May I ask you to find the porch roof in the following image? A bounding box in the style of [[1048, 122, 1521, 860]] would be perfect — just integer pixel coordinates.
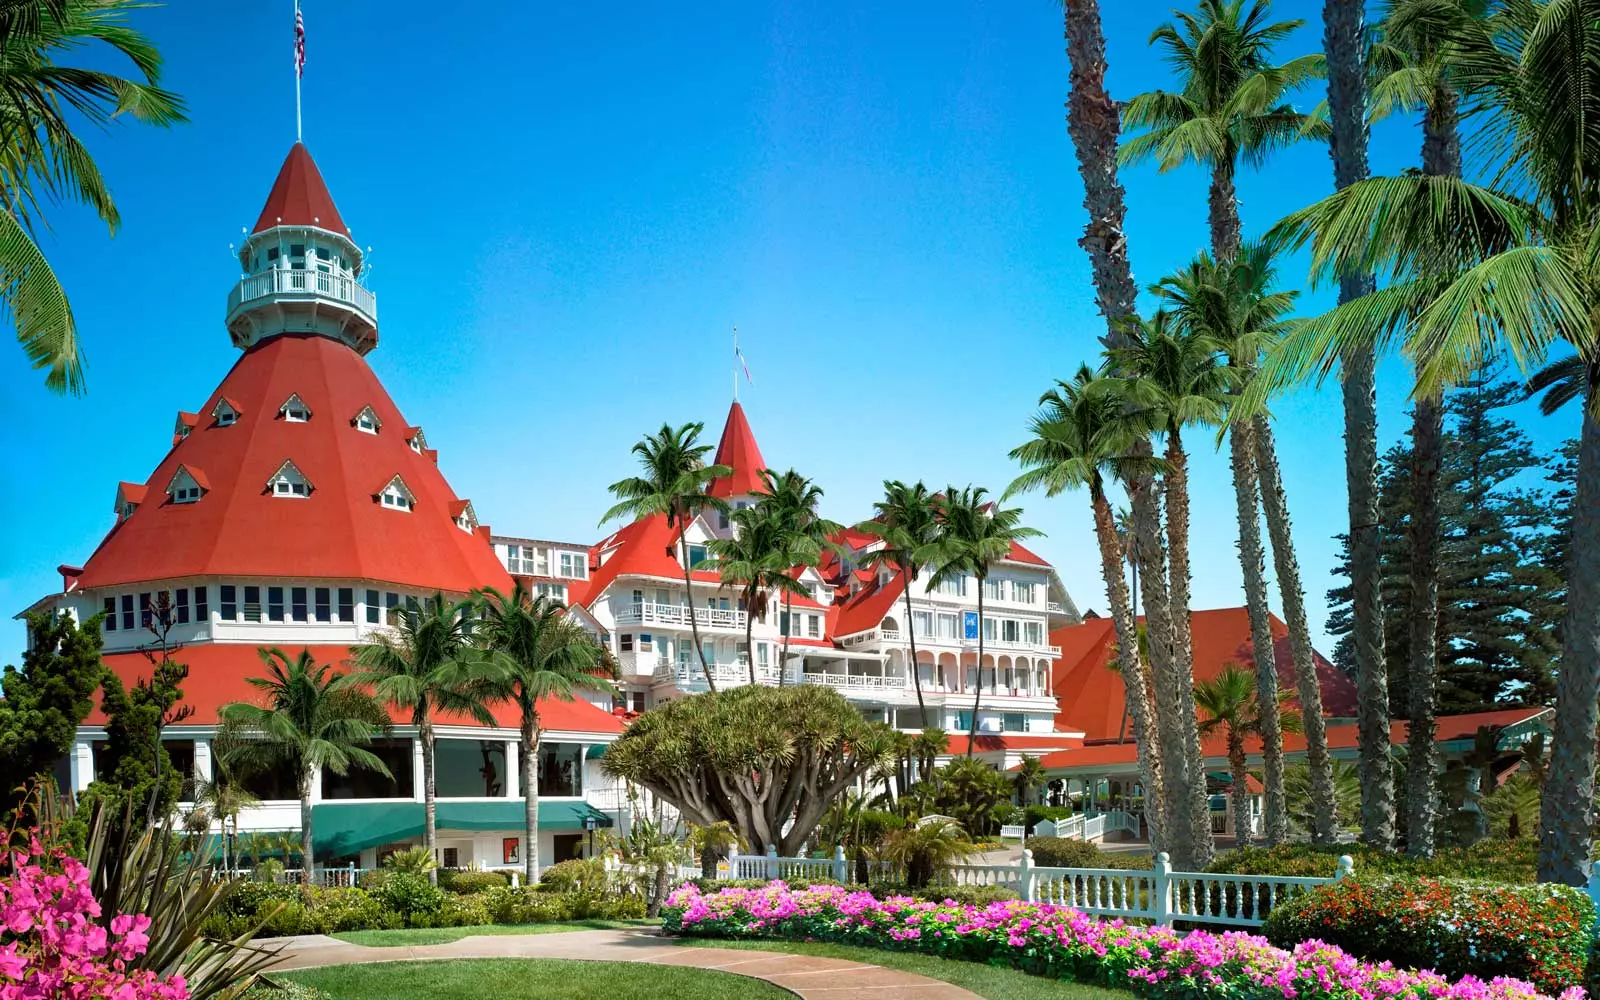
[[310, 800, 612, 859]]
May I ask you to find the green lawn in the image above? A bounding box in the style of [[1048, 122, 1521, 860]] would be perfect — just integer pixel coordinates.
[[283, 959, 790, 999], [689, 939, 1134, 1000], [329, 920, 656, 947]]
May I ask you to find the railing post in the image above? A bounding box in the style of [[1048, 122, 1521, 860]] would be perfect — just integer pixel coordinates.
[[1334, 855, 1355, 882], [1152, 851, 1173, 926], [766, 845, 779, 882], [510, 871, 519, 889], [833, 844, 849, 884], [1018, 848, 1034, 903]]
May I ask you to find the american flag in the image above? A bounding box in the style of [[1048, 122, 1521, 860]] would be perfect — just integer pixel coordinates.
[[736, 345, 753, 385], [294, 4, 305, 78]]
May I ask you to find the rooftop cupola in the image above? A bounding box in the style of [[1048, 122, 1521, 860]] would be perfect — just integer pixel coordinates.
[[226, 143, 378, 355]]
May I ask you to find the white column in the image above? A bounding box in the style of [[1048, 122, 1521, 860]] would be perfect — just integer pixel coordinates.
[[194, 739, 214, 784], [411, 738, 425, 801], [71, 741, 94, 792], [309, 761, 324, 802], [504, 740, 519, 799]]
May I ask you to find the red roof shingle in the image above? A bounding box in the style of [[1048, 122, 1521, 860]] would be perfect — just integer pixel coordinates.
[[252, 143, 347, 235]]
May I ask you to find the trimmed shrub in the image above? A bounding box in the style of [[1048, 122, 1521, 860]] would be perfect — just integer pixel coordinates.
[[243, 980, 333, 1000], [920, 883, 1019, 906], [536, 858, 607, 894], [439, 870, 510, 894], [1262, 876, 1594, 993], [253, 859, 285, 883], [1025, 837, 1148, 870], [372, 871, 446, 920], [1209, 840, 1537, 884]]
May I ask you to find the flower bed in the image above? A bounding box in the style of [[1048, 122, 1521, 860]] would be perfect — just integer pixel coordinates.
[[663, 881, 1582, 1000]]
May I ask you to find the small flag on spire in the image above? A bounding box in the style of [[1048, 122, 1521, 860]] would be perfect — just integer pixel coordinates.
[[736, 345, 753, 385], [294, 4, 306, 78]]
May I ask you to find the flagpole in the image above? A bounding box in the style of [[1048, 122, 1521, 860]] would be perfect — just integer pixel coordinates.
[[732, 326, 739, 403], [294, 0, 302, 141]]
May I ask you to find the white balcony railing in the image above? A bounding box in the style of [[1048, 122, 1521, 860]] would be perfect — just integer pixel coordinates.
[[843, 628, 1059, 657], [653, 657, 779, 688], [1047, 601, 1066, 614], [615, 601, 747, 631], [798, 671, 906, 692], [227, 268, 378, 325]]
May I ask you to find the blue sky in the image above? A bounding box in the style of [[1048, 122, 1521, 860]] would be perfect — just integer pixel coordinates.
[[0, 1, 1579, 657]]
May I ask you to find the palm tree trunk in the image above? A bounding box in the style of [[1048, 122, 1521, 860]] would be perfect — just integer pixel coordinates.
[[1325, 0, 1393, 850], [680, 521, 716, 692], [700, 844, 717, 881], [1091, 489, 1165, 851], [1165, 429, 1213, 868], [1252, 419, 1336, 843], [745, 595, 758, 686], [419, 718, 440, 883], [966, 585, 985, 756], [300, 771, 315, 887], [1208, 157, 1241, 261], [1228, 735, 1252, 847], [1406, 397, 1443, 857], [903, 575, 928, 726], [1537, 395, 1600, 886], [781, 590, 793, 687], [1228, 421, 1287, 847], [523, 717, 541, 885]]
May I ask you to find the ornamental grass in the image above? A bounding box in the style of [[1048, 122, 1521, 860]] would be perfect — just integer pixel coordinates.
[[663, 881, 1582, 1000]]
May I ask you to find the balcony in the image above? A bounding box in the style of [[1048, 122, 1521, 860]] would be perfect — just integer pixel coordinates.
[[1047, 601, 1066, 614], [614, 601, 747, 632], [798, 670, 908, 694], [227, 268, 378, 329], [652, 657, 779, 690], [842, 627, 1059, 657]]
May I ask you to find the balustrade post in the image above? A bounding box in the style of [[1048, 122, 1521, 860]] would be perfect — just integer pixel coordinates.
[[1334, 855, 1355, 882], [1152, 852, 1173, 926], [1018, 848, 1034, 902], [766, 845, 779, 882], [833, 844, 849, 884]]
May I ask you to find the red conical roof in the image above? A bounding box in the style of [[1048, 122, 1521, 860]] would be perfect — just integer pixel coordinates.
[[74, 333, 510, 594], [252, 143, 347, 235], [708, 401, 767, 497]]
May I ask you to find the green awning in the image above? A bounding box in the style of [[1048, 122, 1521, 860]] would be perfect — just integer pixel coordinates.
[[585, 744, 607, 759], [311, 800, 613, 859]]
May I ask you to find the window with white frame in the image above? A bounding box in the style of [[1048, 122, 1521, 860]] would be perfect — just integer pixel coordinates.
[[267, 460, 312, 499], [212, 399, 240, 427], [1002, 619, 1020, 642], [936, 613, 959, 639], [352, 405, 382, 435], [454, 501, 477, 533], [1024, 620, 1044, 645], [1013, 581, 1037, 604], [279, 394, 311, 422], [557, 552, 587, 579], [932, 574, 967, 598], [806, 614, 820, 638], [913, 610, 933, 637], [167, 467, 206, 504], [378, 476, 414, 511], [534, 582, 566, 602], [984, 578, 1005, 601]]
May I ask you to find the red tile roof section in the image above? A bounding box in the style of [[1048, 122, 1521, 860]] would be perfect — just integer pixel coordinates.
[[72, 333, 511, 594], [91, 645, 622, 734], [252, 143, 348, 235], [945, 733, 1084, 756], [833, 574, 905, 637], [1051, 607, 1358, 742], [707, 402, 767, 498]]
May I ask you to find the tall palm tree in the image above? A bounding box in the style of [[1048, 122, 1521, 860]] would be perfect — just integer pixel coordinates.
[[1261, 0, 1600, 883], [928, 486, 1041, 758], [1006, 366, 1167, 849], [601, 422, 732, 691], [707, 504, 791, 685], [1324, 0, 1393, 851], [1013, 755, 1047, 807], [1195, 663, 1303, 846], [217, 648, 390, 882], [2, 0, 185, 394], [1154, 244, 1330, 846], [1110, 311, 1233, 868], [1366, 0, 1491, 859], [1120, 0, 1326, 260], [754, 469, 841, 685], [857, 480, 943, 726], [191, 726, 259, 874], [349, 594, 501, 880], [475, 584, 614, 885]]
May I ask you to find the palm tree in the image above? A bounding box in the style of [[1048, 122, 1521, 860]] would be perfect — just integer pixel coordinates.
[[1, 0, 186, 394], [1120, 0, 1326, 260], [1114, 505, 1138, 619], [1261, 0, 1600, 882], [1154, 244, 1330, 846], [475, 583, 614, 885], [349, 594, 501, 881], [927, 486, 1041, 758], [1194, 663, 1302, 846], [1110, 311, 1233, 868], [601, 422, 732, 691], [857, 481, 943, 726], [217, 648, 390, 882], [882, 816, 973, 888], [707, 503, 791, 685], [686, 821, 740, 880], [1008, 366, 1169, 850], [1013, 756, 1047, 808], [190, 733, 259, 875], [754, 469, 841, 685]]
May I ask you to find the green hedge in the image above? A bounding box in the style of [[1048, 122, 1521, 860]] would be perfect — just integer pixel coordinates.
[[438, 869, 511, 894], [1207, 839, 1538, 883], [205, 881, 645, 939], [1025, 837, 1150, 870], [1262, 876, 1593, 993]]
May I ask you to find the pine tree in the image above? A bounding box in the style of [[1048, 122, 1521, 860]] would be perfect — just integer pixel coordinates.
[[0, 611, 108, 819]]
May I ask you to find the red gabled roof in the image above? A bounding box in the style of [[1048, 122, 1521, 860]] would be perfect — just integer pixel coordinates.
[[707, 402, 767, 498], [1008, 541, 1049, 566], [90, 645, 621, 734], [946, 733, 1083, 757], [114, 482, 147, 511], [1051, 607, 1359, 743], [833, 573, 905, 637], [72, 333, 511, 595], [252, 143, 347, 235]]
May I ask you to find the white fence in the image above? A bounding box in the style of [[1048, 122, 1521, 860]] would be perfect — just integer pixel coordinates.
[[712, 847, 1352, 929], [1036, 813, 1106, 841]]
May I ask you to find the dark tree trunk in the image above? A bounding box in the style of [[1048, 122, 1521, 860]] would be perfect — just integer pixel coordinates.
[[966, 586, 985, 755], [523, 719, 541, 885], [903, 573, 928, 727], [1165, 428, 1213, 867], [680, 521, 716, 692]]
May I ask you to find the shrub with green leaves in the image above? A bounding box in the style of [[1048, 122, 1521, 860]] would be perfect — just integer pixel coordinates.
[[438, 869, 510, 894], [371, 871, 446, 920], [921, 883, 1018, 906], [1208, 840, 1537, 884], [536, 857, 607, 894], [1025, 837, 1147, 870], [1262, 876, 1594, 993]]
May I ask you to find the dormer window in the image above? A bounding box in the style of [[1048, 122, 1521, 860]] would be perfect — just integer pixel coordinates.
[[279, 394, 312, 423], [267, 460, 313, 499], [407, 427, 428, 454], [352, 405, 382, 435], [377, 475, 415, 512], [211, 398, 242, 428], [166, 465, 209, 505], [113, 481, 145, 523], [173, 412, 197, 445], [451, 499, 478, 533]]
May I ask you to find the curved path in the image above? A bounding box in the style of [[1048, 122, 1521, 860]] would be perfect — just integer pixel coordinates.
[[266, 927, 980, 999]]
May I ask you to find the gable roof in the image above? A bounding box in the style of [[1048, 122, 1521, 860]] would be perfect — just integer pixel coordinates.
[[71, 333, 511, 594], [252, 143, 347, 235], [707, 401, 767, 498]]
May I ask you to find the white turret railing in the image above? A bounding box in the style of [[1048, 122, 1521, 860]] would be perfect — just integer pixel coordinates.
[[615, 601, 747, 631], [227, 268, 377, 326]]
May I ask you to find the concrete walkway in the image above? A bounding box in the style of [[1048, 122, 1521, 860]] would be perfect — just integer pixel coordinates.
[[266, 927, 981, 999]]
